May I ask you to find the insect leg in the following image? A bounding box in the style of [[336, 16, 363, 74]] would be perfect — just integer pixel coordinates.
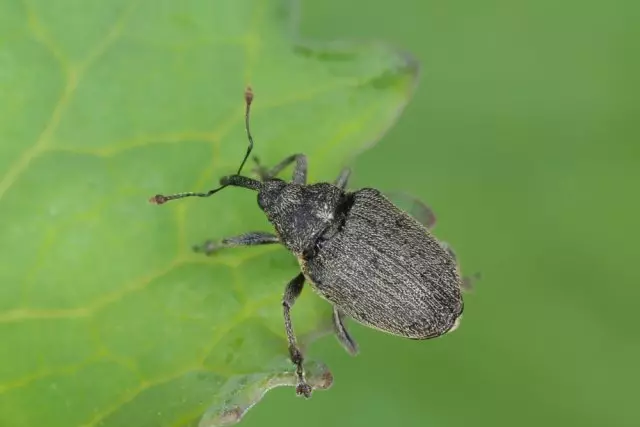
[[251, 154, 307, 184], [440, 241, 480, 291], [386, 192, 437, 230], [332, 306, 359, 356], [440, 241, 456, 260], [282, 272, 312, 398], [462, 272, 482, 292], [334, 168, 351, 190], [251, 156, 270, 181], [193, 232, 279, 255]]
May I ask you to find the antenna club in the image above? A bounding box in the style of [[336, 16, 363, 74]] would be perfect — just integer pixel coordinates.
[[149, 194, 168, 205], [245, 86, 254, 105]]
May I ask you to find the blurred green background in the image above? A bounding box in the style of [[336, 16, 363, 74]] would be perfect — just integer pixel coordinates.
[[1, 0, 638, 426], [243, 1, 640, 427]]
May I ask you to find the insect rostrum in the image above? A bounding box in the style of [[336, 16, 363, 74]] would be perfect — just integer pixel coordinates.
[[150, 87, 466, 398]]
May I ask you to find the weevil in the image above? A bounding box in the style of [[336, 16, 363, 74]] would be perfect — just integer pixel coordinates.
[[150, 87, 468, 398]]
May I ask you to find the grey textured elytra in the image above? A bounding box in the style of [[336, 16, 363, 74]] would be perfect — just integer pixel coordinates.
[[150, 87, 468, 399], [300, 188, 463, 339]]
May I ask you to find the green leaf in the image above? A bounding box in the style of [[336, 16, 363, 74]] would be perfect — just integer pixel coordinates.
[[0, 0, 417, 426]]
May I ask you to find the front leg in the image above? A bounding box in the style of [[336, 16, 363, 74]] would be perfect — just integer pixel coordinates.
[[253, 154, 308, 184], [334, 168, 351, 190], [282, 272, 313, 397], [193, 231, 279, 255]]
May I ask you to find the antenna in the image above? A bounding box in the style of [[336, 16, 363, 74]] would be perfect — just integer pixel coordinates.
[[149, 87, 256, 205]]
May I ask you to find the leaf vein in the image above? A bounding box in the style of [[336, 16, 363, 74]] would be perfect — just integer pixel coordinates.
[[80, 295, 278, 427], [0, 0, 139, 202]]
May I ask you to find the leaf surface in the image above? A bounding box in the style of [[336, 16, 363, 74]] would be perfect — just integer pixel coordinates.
[[0, 1, 417, 426]]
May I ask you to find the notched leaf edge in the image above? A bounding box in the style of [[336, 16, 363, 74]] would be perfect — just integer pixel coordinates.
[[198, 360, 332, 427]]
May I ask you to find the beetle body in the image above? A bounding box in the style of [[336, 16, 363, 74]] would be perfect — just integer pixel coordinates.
[[258, 181, 463, 339], [150, 88, 470, 398]]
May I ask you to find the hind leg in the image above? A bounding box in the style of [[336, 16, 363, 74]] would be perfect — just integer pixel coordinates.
[[440, 242, 481, 291], [385, 192, 437, 230], [331, 168, 360, 355], [332, 306, 359, 356]]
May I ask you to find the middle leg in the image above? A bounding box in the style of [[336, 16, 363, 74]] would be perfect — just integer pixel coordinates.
[[332, 305, 359, 356], [193, 231, 279, 255]]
